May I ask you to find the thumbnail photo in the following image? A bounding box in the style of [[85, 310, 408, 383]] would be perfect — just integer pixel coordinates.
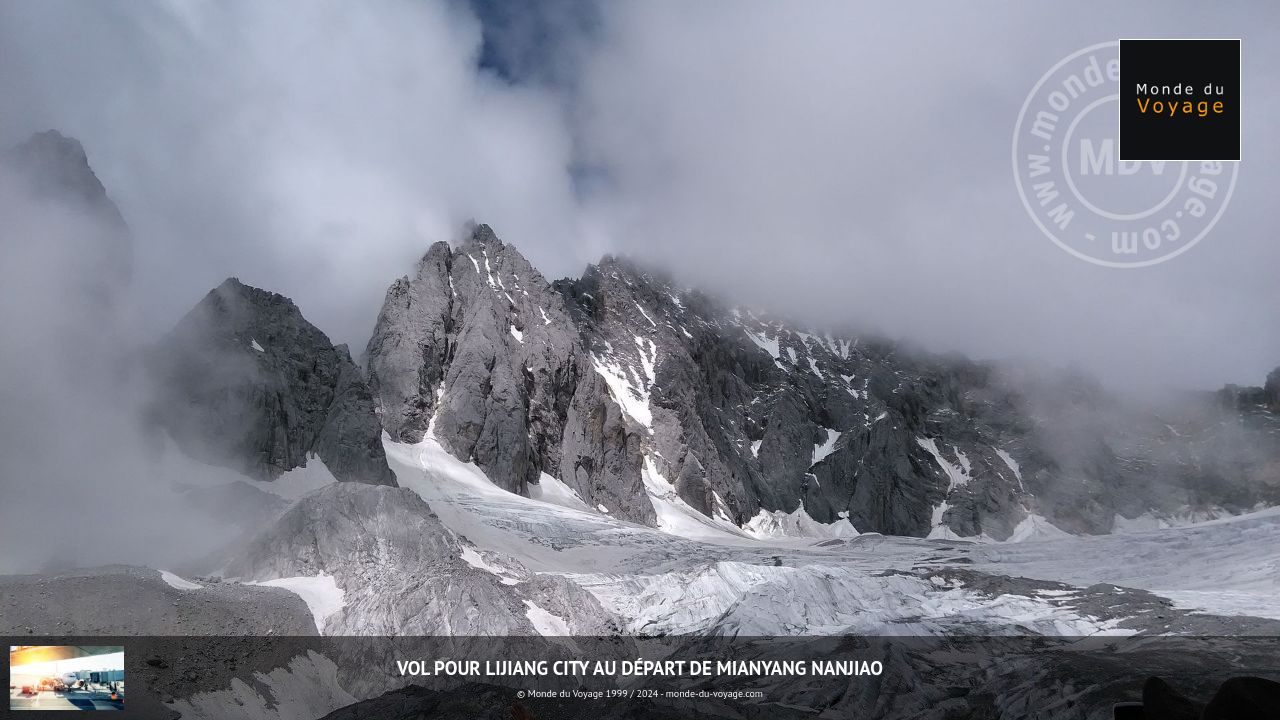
[[8, 646, 124, 712]]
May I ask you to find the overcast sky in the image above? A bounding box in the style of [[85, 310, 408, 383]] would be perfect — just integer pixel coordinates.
[[1, 1, 1276, 391]]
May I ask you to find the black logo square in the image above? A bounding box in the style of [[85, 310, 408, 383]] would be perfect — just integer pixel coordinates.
[[1119, 39, 1240, 161]]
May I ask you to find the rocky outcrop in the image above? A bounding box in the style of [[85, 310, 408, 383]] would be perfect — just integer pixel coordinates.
[[366, 224, 654, 522], [1219, 366, 1280, 414], [223, 482, 620, 635], [150, 278, 396, 486]]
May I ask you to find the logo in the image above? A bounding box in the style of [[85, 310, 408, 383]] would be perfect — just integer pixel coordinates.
[[1119, 39, 1240, 161], [1012, 41, 1238, 268]]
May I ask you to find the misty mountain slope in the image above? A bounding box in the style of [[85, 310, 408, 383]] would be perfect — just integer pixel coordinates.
[[150, 278, 396, 486], [1220, 366, 1280, 414], [1, 130, 131, 290], [220, 481, 620, 636], [366, 225, 1280, 540]]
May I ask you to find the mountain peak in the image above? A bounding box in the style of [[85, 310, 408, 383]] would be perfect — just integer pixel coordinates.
[[213, 276, 289, 305], [14, 129, 88, 162], [3, 130, 133, 291], [5, 130, 109, 207], [154, 278, 397, 487], [460, 221, 503, 250]]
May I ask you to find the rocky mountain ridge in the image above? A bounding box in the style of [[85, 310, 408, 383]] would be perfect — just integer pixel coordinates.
[[9, 128, 1274, 540], [366, 223, 1280, 539]]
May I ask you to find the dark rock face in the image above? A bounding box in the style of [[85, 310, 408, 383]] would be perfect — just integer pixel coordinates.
[[366, 224, 653, 522], [1220, 366, 1280, 414], [151, 278, 396, 486], [367, 225, 1280, 538]]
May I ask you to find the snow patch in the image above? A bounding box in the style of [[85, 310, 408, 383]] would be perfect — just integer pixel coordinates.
[[710, 491, 733, 523], [250, 574, 345, 633], [482, 250, 502, 290], [460, 545, 507, 576], [634, 303, 657, 327], [168, 445, 338, 502], [509, 325, 523, 343], [917, 437, 971, 492], [523, 600, 571, 636], [742, 503, 858, 540], [811, 429, 841, 465], [268, 457, 341, 500], [592, 350, 653, 429], [642, 456, 747, 540], [929, 500, 950, 532], [996, 448, 1024, 491], [926, 524, 992, 543], [250, 338, 265, 353], [1008, 514, 1072, 543], [635, 337, 657, 385], [807, 356, 823, 378], [460, 545, 520, 585], [744, 329, 786, 370], [527, 472, 592, 513], [160, 570, 202, 590]]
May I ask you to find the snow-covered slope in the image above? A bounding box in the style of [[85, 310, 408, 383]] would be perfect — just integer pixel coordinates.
[[967, 505, 1280, 620], [295, 432, 1280, 638]]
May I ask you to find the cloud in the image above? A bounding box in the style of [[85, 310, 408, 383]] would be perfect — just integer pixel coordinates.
[[0, 163, 243, 573], [570, 2, 1280, 390], [0, 0, 588, 572], [0, 0, 585, 351], [0, 0, 1276, 395]]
